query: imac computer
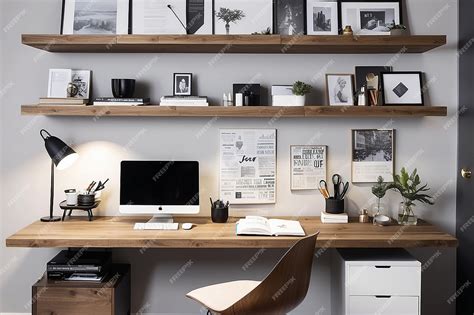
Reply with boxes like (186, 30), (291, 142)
(120, 161), (199, 223)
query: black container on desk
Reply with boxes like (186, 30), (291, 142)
(212, 206), (229, 223)
(78, 194), (95, 207)
(112, 79), (136, 98)
(325, 198), (345, 214)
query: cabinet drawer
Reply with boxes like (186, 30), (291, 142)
(348, 265), (420, 296)
(349, 296), (419, 315)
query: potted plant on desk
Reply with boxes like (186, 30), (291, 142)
(371, 176), (389, 217)
(291, 81), (312, 106)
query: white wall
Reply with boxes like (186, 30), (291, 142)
(0, 0), (458, 314)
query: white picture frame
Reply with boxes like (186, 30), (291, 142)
(326, 74), (355, 106)
(61, 0), (130, 35)
(48, 69), (91, 99)
(290, 145), (327, 190)
(381, 72), (424, 105)
(213, 0), (273, 35)
(307, 1), (338, 35)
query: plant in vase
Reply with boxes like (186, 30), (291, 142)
(291, 81), (312, 106)
(216, 8), (245, 35)
(390, 168), (434, 225)
(371, 176), (389, 217)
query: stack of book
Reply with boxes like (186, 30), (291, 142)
(93, 97), (150, 106)
(159, 96), (209, 106)
(321, 211), (349, 224)
(39, 97), (88, 105)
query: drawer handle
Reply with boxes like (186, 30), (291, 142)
(375, 295), (392, 299)
(375, 265), (391, 269)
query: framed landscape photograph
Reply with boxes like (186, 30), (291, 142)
(213, 0), (273, 34)
(352, 129), (395, 183)
(326, 74), (355, 106)
(380, 72), (424, 105)
(274, 0), (306, 35)
(338, 0), (402, 35)
(307, 1), (338, 35)
(61, 0), (130, 34)
(173, 73), (193, 96)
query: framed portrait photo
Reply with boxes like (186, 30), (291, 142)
(274, 0), (306, 35)
(380, 72), (424, 105)
(351, 129), (395, 183)
(307, 1), (338, 35)
(326, 74), (355, 106)
(214, 0), (273, 35)
(173, 73), (193, 96)
(338, 0), (402, 35)
(61, 0), (130, 35)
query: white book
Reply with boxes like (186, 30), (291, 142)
(93, 102), (145, 106)
(236, 216), (305, 237)
(160, 102), (209, 106)
(321, 211), (348, 224)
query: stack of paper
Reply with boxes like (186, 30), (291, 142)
(321, 211), (349, 224)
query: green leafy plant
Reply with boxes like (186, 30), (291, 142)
(389, 24), (407, 30)
(372, 176), (389, 212)
(292, 81), (312, 96)
(216, 8), (245, 35)
(251, 27), (272, 35)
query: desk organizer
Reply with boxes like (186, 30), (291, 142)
(59, 200), (100, 221)
(326, 198), (345, 214)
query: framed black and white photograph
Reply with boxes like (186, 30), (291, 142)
(290, 145), (327, 190)
(274, 0), (306, 35)
(338, 0), (402, 35)
(61, 0), (130, 35)
(132, 0), (213, 34)
(48, 69), (91, 99)
(307, 1), (338, 35)
(173, 73), (193, 96)
(213, 0), (273, 35)
(352, 129), (395, 183)
(380, 72), (424, 105)
(326, 74), (355, 106)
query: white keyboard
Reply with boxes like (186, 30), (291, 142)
(134, 223), (179, 230)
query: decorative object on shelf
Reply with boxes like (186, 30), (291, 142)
(326, 74), (355, 106)
(210, 198), (229, 223)
(359, 209), (370, 223)
(355, 66), (393, 103)
(351, 129), (394, 183)
(271, 85), (292, 106)
(235, 93), (244, 106)
(61, 0), (130, 35)
(48, 69), (91, 100)
(390, 168), (434, 226)
(338, 0), (402, 35)
(373, 214), (392, 226)
(291, 81), (312, 106)
(173, 73), (193, 96)
(111, 79), (136, 98)
(274, 0), (306, 35)
(371, 176), (389, 217)
(67, 83), (79, 98)
(39, 129), (79, 222)
(357, 86), (367, 106)
(213, 0), (273, 34)
(219, 129), (276, 204)
(307, 1), (338, 35)
(251, 27), (272, 35)
(380, 71), (424, 106)
(65, 189), (78, 206)
(59, 200), (100, 221)
(342, 25), (353, 36)
(290, 145), (327, 190)
(233, 84), (261, 106)
(389, 24), (407, 36)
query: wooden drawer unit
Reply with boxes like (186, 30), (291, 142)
(32, 264), (130, 315)
(332, 249), (421, 315)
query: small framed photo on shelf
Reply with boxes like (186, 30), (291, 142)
(61, 0), (130, 35)
(213, 0), (273, 35)
(290, 145), (327, 191)
(307, 1), (338, 35)
(173, 73), (193, 96)
(351, 129), (395, 183)
(380, 72), (424, 105)
(274, 0), (306, 35)
(48, 69), (91, 100)
(338, 0), (402, 35)
(326, 74), (355, 106)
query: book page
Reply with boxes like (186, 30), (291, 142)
(269, 219), (305, 236)
(236, 216), (271, 236)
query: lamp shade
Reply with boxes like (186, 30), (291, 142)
(40, 130), (78, 170)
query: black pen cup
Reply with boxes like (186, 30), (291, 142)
(78, 194), (95, 206)
(211, 206), (229, 223)
(325, 198), (345, 214)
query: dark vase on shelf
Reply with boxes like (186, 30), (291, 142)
(112, 79), (136, 98)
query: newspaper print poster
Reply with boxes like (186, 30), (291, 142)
(290, 145), (327, 190)
(220, 129), (276, 204)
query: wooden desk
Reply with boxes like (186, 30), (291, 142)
(6, 216), (457, 249)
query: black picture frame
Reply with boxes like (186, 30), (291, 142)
(337, 0), (403, 34)
(173, 73), (193, 96)
(380, 71), (424, 106)
(273, 0), (307, 35)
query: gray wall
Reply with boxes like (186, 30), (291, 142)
(0, 0), (458, 314)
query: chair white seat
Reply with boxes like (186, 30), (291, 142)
(186, 280), (261, 312)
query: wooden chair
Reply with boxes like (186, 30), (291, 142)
(186, 233), (319, 315)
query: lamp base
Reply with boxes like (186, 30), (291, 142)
(40, 216), (61, 222)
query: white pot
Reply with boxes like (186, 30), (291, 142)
(272, 95), (306, 106)
(294, 95), (306, 106)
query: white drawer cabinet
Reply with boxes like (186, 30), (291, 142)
(332, 249), (421, 315)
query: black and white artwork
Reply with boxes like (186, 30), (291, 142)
(380, 72), (424, 105)
(326, 74), (355, 106)
(352, 129), (395, 183)
(174, 73), (192, 96)
(355, 66), (393, 92)
(307, 1), (338, 35)
(275, 0), (305, 35)
(71, 70), (91, 99)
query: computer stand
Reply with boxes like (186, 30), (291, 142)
(147, 215), (174, 224)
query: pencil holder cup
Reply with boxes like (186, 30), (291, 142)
(326, 198), (345, 214)
(78, 193), (96, 206)
(211, 205), (229, 223)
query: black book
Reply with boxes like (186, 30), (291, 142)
(47, 250), (112, 276)
(94, 97), (150, 103)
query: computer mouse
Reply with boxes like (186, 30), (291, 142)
(182, 223), (193, 230)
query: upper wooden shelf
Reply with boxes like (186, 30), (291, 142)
(21, 105), (448, 118)
(21, 34), (447, 54)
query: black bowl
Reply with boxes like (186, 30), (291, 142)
(112, 79), (136, 98)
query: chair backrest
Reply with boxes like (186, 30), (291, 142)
(228, 233), (319, 315)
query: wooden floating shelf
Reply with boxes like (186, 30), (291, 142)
(21, 105), (448, 118)
(21, 34), (447, 54)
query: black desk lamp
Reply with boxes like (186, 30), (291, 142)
(40, 129), (79, 222)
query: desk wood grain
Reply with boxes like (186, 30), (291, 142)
(5, 217), (457, 249)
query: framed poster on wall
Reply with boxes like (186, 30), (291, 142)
(290, 145), (327, 190)
(220, 129), (277, 204)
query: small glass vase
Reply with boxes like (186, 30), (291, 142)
(371, 201), (386, 217)
(398, 201), (418, 225)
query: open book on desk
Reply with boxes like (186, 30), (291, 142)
(236, 216), (305, 236)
